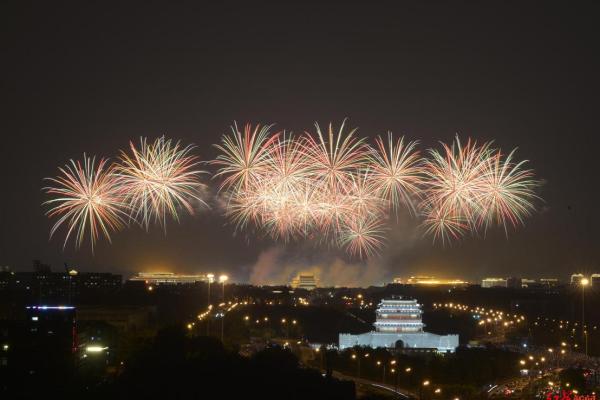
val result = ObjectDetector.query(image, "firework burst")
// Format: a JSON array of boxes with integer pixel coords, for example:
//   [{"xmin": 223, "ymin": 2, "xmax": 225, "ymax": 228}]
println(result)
[
  {"xmin": 212, "ymin": 123, "xmax": 279, "ymax": 193},
  {"xmin": 369, "ymin": 133, "xmax": 422, "ymax": 213},
  {"xmin": 303, "ymin": 119, "xmax": 370, "ymax": 194},
  {"xmin": 476, "ymin": 149, "xmax": 539, "ymax": 232},
  {"xmin": 44, "ymin": 155, "xmax": 129, "ymax": 250},
  {"xmin": 115, "ymin": 136, "xmax": 206, "ymax": 229},
  {"xmin": 420, "ymin": 136, "xmax": 540, "ymax": 242}
]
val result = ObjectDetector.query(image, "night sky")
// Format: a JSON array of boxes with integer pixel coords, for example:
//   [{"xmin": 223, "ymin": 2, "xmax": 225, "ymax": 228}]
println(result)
[{"xmin": 2, "ymin": 2, "xmax": 599, "ymax": 284}]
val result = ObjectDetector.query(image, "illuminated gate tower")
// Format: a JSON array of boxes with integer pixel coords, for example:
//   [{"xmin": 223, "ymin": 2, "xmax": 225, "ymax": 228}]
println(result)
[
  {"xmin": 339, "ymin": 297, "xmax": 459, "ymax": 352},
  {"xmin": 374, "ymin": 299, "xmax": 424, "ymax": 333}
]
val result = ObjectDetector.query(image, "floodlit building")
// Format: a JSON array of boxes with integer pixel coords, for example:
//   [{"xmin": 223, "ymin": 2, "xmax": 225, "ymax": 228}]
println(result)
[
  {"xmin": 482, "ymin": 277, "xmax": 521, "ymax": 288},
  {"xmin": 129, "ymin": 272, "xmax": 208, "ymax": 285},
  {"xmin": 539, "ymin": 278, "xmax": 560, "ymax": 287},
  {"xmin": 521, "ymin": 278, "xmax": 537, "ymax": 288},
  {"xmin": 391, "ymin": 276, "xmax": 468, "ymax": 286},
  {"xmin": 405, "ymin": 276, "xmax": 468, "ymax": 286},
  {"xmin": 290, "ymin": 273, "xmax": 318, "ymax": 290},
  {"xmin": 339, "ymin": 299, "xmax": 458, "ymax": 352},
  {"xmin": 570, "ymin": 274, "xmax": 585, "ymax": 285},
  {"xmin": 591, "ymin": 274, "xmax": 600, "ymax": 287},
  {"xmin": 481, "ymin": 278, "xmax": 508, "ymax": 288}
]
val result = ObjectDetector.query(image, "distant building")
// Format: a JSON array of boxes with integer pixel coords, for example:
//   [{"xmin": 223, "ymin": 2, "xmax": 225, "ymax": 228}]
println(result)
[
  {"xmin": 0, "ymin": 262, "xmax": 121, "ymax": 302},
  {"xmin": 570, "ymin": 274, "xmax": 585, "ymax": 285},
  {"xmin": 591, "ymin": 274, "xmax": 600, "ymax": 287},
  {"xmin": 129, "ymin": 272, "xmax": 208, "ymax": 285},
  {"xmin": 521, "ymin": 278, "xmax": 537, "ymax": 288},
  {"xmin": 539, "ymin": 278, "xmax": 560, "ymax": 287},
  {"xmin": 405, "ymin": 276, "xmax": 468, "ymax": 286},
  {"xmin": 482, "ymin": 278, "xmax": 508, "ymax": 288},
  {"xmin": 290, "ymin": 273, "xmax": 318, "ymax": 290},
  {"xmin": 507, "ymin": 277, "xmax": 522, "ymax": 289},
  {"xmin": 339, "ymin": 299, "xmax": 458, "ymax": 352},
  {"xmin": 26, "ymin": 305, "xmax": 77, "ymax": 354},
  {"xmin": 77, "ymin": 306, "xmax": 156, "ymax": 335},
  {"xmin": 481, "ymin": 277, "xmax": 521, "ymax": 288}
]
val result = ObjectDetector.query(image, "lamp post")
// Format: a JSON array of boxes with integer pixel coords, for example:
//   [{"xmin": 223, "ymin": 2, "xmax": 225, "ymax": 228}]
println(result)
[
  {"xmin": 420, "ymin": 380, "xmax": 430, "ymax": 400},
  {"xmin": 281, "ymin": 318, "xmax": 289, "ymax": 338},
  {"xmin": 377, "ymin": 361, "xmax": 385, "ymax": 383},
  {"xmin": 389, "ymin": 359, "xmax": 397, "ymax": 391},
  {"xmin": 581, "ymin": 278, "xmax": 589, "ymax": 356},
  {"xmin": 316, "ymin": 347, "xmax": 324, "ymax": 370},
  {"xmin": 219, "ymin": 275, "xmax": 228, "ymax": 341},
  {"xmin": 206, "ymin": 273, "xmax": 214, "ymax": 336},
  {"xmin": 219, "ymin": 274, "xmax": 228, "ymax": 302},
  {"xmin": 351, "ymin": 354, "xmax": 361, "ymax": 378}
]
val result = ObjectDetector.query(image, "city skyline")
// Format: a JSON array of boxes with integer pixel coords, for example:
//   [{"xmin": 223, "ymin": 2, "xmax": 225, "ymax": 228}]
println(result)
[{"xmin": 2, "ymin": 2, "xmax": 600, "ymax": 281}]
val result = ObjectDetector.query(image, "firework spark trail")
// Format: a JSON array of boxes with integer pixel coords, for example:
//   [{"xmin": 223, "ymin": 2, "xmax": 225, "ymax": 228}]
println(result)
[
  {"xmin": 115, "ymin": 136, "xmax": 207, "ymax": 230},
  {"xmin": 44, "ymin": 155, "xmax": 129, "ymax": 250}
]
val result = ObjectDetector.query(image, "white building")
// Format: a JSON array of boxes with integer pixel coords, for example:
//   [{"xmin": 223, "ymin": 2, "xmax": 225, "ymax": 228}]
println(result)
[{"xmin": 339, "ymin": 299, "xmax": 458, "ymax": 352}]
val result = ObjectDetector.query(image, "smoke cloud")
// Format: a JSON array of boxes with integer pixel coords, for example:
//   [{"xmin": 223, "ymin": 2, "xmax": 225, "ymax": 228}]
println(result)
[{"xmin": 247, "ymin": 247, "xmax": 390, "ymax": 287}]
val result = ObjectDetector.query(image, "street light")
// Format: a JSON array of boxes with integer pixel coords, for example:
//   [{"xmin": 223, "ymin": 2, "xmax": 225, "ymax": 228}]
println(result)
[
  {"xmin": 218, "ymin": 275, "xmax": 228, "ymax": 342},
  {"xmin": 581, "ymin": 278, "xmax": 589, "ymax": 356},
  {"xmin": 219, "ymin": 274, "xmax": 228, "ymax": 302},
  {"xmin": 206, "ymin": 273, "xmax": 214, "ymax": 335},
  {"xmin": 281, "ymin": 318, "xmax": 290, "ymax": 338},
  {"xmin": 351, "ymin": 354, "xmax": 361, "ymax": 378},
  {"xmin": 419, "ymin": 380, "xmax": 430, "ymax": 400},
  {"xmin": 376, "ymin": 360, "xmax": 386, "ymax": 383}
]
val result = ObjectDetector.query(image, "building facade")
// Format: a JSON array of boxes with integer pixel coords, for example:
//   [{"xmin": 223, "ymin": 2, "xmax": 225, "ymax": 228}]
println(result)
[
  {"xmin": 481, "ymin": 278, "xmax": 508, "ymax": 288},
  {"xmin": 290, "ymin": 273, "xmax": 318, "ymax": 290},
  {"xmin": 339, "ymin": 299, "xmax": 458, "ymax": 352},
  {"xmin": 129, "ymin": 272, "xmax": 208, "ymax": 285},
  {"xmin": 539, "ymin": 278, "xmax": 560, "ymax": 287},
  {"xmin": 570, "ymin": 273, "xmax": 585, "ymax": 285}
]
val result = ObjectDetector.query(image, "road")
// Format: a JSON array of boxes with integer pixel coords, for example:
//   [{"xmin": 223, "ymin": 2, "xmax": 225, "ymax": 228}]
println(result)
[{"xmin": 332, "ymin": 370, "xmax": 417, "ymax": 399}]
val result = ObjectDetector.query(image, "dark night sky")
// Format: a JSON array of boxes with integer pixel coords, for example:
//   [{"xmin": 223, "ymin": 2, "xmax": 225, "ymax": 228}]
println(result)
[{"xmin": 1, "ymin": 1, "xmax": 599, "ymax": 283}]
